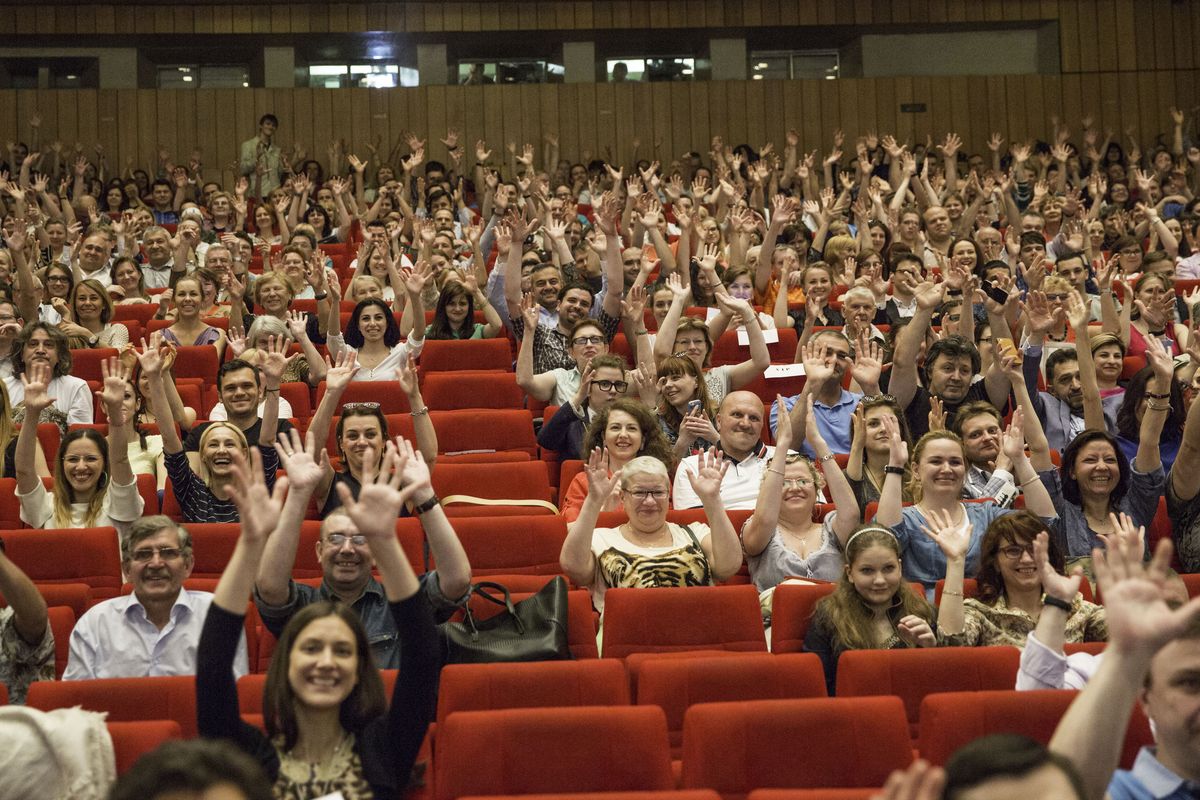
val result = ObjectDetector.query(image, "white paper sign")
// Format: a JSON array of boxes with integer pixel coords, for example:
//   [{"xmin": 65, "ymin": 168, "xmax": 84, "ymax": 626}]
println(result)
[
  {"xmin": 737, "ymin": 327, "xmax": 780, "ymax": 346},
  {"xmin": 764, "ymin": 363, "xmax": 805, "ymax": 378}
]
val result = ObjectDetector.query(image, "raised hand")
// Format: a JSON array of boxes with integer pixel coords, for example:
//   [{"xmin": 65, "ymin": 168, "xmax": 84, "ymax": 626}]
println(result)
[
  {"xmin": 685, "ymin": 446, "xmax": 731, "ymax": 504},
  {"xmin": 1020, "ymin": 291, "xmax": 1061, "ymax": 336},
  {"xmin": 336, "ymin": 439, "xmax": 422, "ymax": 535},
  {"xmin": 228, "ymin": 447, "xmax": 288, "ymax": 545},
  {"xmin": 584, "ymin": 446, "xmax": 622, "ymax": 500},
  {"xmin": 96, "ymin": 356, "xmax": 131, "ymax": 417},
  {"xmin": 323, "ymin": 350, "xmax": 359, "ymax": 391},
  {"xmin": 920, "ymin": 506, "xmax": 970, "ymax": 560},
  {"xmin": 850, "ymin": 336, "xmax": 884, "ymax": 390},
  {"xmin": 1095, "ymin": 536, "xmax": 1200, "ymax": 657},
  {"xmin": 1143, "ymin": 332, "xmax": 1174, "ymax": 382},
  {"xmin": 136, "ymin": 336, "xmax": 164, "ymax": 377},
  {"xmin": 227, "ymin": 326, "xmax": 248, "ymax": 358},
  {"xmin": 276, "ymin": 428, "xmax": 330, "ymax": 494},
  {"xmin": 881, "ymin": 412, "xmax": 908, "ymax": 468},
  {"xmin": 773, "ymin": 394, "xmax": 794, "ymax": 452},
  {"xmin": 395, "ymin": 353, "xmax": 421, "ymax": 397},
  {"xmin": 1064, "ymin": 289, "xmax": 1089, "ymax": 332},
  {"xmin": 896, "ymin": 615, "xmax": 938, "ymax": 648},
  {"xmin": 927, "ymin": 395, "xmax": 947, "ymax": 432},
  {"xmin": 800, "ymin": 339, "xmax": 835, "ymax": 385},
  {"xmin": 260, "ymin": 335, "xmax": 297, "ymax": 385}
]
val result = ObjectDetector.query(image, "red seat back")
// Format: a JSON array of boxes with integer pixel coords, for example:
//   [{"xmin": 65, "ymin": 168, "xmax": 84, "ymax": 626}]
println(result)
[
  {"xmin": 682, "ymin": 697, "xmax": 913, "ymax": 798},
  {"xmin": 450, "ymin": 515, "xmax": 568, "ymax": 575},
  {"xmin": 436, "ymin": 660, "xmax": 629, "ymax": 729},
  {"xmin": 434, "ymin": 706, "xmax": 674, "ymax": 800},
  {"xmin": 637, "ymin": 653, "xmax": 827, "ymax": 751},
  {"xmin": 48, "ymin": 606, "xmax": 75, "ymax": 678},
  {"xmin": 423, "ymin": 371, "xmax": 525, "ymax": 410},
  {"xmin": 918, "ymin": 689, "xmax": 1152, "ymax": 769},
  {"xmin": 431, "ymin": 461, "xmax": 555, "ymax": 517},
  {"xmin": 0, "ymin": 582, "xmax": 91, "ymax": 619},
  {"xmin": 418, "ymin": 338, "xmax": 513, "ymax": 373},
  {"xmin": 27, "ymin": 675, "xmax": 198, "ymax": 737},
  {"xmin": 1, "ymin": 528, "xmax": 122, "ymax": 599},
  {"xmin": 67, "ymin": 348, "xmax": 122, "ymax": 382},
  {"xmin": 107, "ymin": 720, "xmax": 184, "ymax": 774},
  {"xmin": 756, "ymin": 582, "xmax": 836, "ymax": 654},
  {"xmin": 432, "ymin": 409, "xmax": 537, "ymax": 458},
  {"xmin": 316, "ymin": 380, "xmax": 412, "ymax": 414},
  {"xmin": 601, "ymin": 585, "xmax": 766, "ymax": 659}
]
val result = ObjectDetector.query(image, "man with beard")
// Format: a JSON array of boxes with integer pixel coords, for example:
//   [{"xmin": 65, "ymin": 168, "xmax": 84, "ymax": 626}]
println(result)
[
  {"xmin": 888, "ymin": 280, "xmax": 1009, "ymax": 441},
  {"xmin": 949, "ymin": 401, "xmax": 1020, "ymax": 506},
  {"xmin": 1022, "ymin": 347, "xmax": 1115, "ymax": 453},
  {"xmin": 183, "ymin": 359, "xmax": 294, "ymax": 471},
  {"xmin": 64, "ymin": 515, "xmax": 248, "ymax": 679}
]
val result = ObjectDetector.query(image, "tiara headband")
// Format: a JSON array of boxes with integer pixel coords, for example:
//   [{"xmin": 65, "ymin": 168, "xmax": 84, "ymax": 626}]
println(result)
[{"xmin": 845, "ymin": 525, "xmax": 899, "ymax": 552}]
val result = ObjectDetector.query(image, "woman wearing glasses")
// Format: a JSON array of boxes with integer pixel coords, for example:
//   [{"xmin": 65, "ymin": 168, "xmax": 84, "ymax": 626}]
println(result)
[
  {"xmin": 517, "ymin": 311, "xmax": 612, "ymax": 407},
  {"xmin": 537, "ymin": 354, "xmax": 631, "ymax": 466},
  {"xmin": 743, "ymin": 396, "xmax": 861, "ymax": 591},
  {"xmin": 925, "ymin": 508, "xmax": 1106, "ymax": 648},
  {"xmin": 559, "ymin": 448, "xmax": 743, "ymax": 619}
]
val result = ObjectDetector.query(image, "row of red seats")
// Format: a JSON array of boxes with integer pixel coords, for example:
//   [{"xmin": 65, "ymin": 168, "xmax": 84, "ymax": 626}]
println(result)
[{"xmin": 16, "ymin": 656, "xmax": 1152, "ymax": 792}]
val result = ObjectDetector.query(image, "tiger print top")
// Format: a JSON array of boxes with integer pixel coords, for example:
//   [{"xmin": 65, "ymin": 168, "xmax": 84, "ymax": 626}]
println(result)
[{"xmin": 589, "ymin": 523, "xmax": 713, "ymax": 614}]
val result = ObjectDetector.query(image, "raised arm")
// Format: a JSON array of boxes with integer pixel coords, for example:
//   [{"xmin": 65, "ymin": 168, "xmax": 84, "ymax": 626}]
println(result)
[
  {"xmin": 755, "ymin": 195, "xmax": 795, "ymax": 295},
  {"xmin": 514, "ymin": 294, "xmax": 558, "ymax": 403},
  {"xmin": 872, "ymin": 414, "xmax": 910, "ymax": 527},
  {"xmin": 97, "ymin": 357, "xmax": 135, "ymax": 489},
  {"xmin": 1135, "ymin": 335, "xmax": 1174, "ymax": 474},
  {"xmin": 1063, "ymin": 291, "xmax": 1107, "ymax": 432},
  {"xmin": 685, "ymin": 447, "xmax": 744, "ymax": 581},
  {"xmin": 256, "ymin": 336, "xmax": 292, "ymax": 447},
  {"xmin": 889, "ymin": 280, "xmax": 944, "ymax": 410},
  {"xmin": 716, "ymin": 295, "xmax": 771, "ymax": 390},
  {"xmin": 560, "ymin": 448, "xmax": 619, "ymax": 585},
  {"xmin": 743, "ymin": 397, "xmax": 794, "ymax": 557},
  {"xmin": 255, "ymin": 429, "xmax": 329, "ymax": 606},
  {"xmin": 14, "ymin": 363, "xmax": 53, "ymax": 495},
  {"xmin": 652, "ymin": 273, "xmax": 690, "ymax": 364},
  {"xmin": 394, "ymin": 434, "xmax": 470, "ymax": 600},
  {"xmin": 803, "ymin": 395, "xmax": 860, "ymax": 546},
  {"xmin": 923, "ymin": 506, "xmax": 971, "ymax": 636},
  {"xmin": 0, "ymin": 546, "xmax": 48, "ymax": 647},
  {"xmin": 138, "ymin": 337, "xmax": 183, "ymax": 454},
  {"xmin": 215, "ymin": 448, "xmax": 287, "ymax": 614}
]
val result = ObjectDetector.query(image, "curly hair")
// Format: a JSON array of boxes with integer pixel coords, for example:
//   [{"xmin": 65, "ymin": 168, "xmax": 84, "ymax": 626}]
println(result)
[
  {"xmin": 581, "ymin": 397, "xmax": 676, "ymax": 467},
  {"xmin": 974, "ymin": 511, "xmax": 1063, "ymax": 605},
  {"xmin": 12, "ymin": 321, "xmax": 72, "ymax": 378}
]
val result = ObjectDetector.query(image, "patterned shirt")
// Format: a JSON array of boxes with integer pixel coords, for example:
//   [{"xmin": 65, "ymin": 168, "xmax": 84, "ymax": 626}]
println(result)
[
  {"xmin": 941, "ymin": 594, "xmax": 1107, "ymax": 648},
  {"xmin": 0, "ymin": 607, "xmax": 54, "ymax": 704},
  {"xmin": 511, "ymin": 307, "xmax": 622, "ymax": 375}
]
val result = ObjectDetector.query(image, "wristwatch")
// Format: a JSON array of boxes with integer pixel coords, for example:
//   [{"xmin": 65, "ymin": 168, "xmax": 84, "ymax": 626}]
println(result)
[
  {"xmin": 412, "ymin": 494, "xmax": 440, "ymax": 515},
  {"xmin": 1041, "ymin": 593, "xmax": 1072, "ymax": 612}
]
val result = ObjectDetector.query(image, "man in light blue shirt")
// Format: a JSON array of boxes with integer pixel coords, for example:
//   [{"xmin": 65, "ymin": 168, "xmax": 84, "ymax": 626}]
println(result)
[{"xmin": 64, "ymin": 515, "xmax": 248, "ymax": 680}]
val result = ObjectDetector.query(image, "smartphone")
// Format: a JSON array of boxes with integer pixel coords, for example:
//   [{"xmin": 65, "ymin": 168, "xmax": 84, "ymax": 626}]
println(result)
[
  {"xmin": 686, "ymin": 399, "xmax": 702, "ymax": 415},
  {"xmin": 981, "ymin": 279, "xmax": 1009, "ymax": 305}
]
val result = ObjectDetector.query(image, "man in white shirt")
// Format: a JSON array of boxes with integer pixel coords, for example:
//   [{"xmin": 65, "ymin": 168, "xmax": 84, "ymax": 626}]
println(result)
[
  {"xmin": 673, "ymin": 391, "xmax": 774, "ymax": 510},
  {"xmin": 64, "ymin": 515, "xmax": 248, "ymax": 680}
]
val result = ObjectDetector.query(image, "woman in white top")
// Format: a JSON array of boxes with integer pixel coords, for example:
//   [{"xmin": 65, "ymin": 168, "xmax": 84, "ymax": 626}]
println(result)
[
  {"xmin": 16, "ymin": 357, "xmax": 143, "ymax": 534},
  {"xmin": 4, "ymin": 322, "xmax": 93, "ymax": 425},
  {"xmin": 57, "ymin": 278, "xmax": 131, "ymax": 349},
  {"xmin": 559, "ymin": 450, "xmax": 743, "ymax": 616},
  {"xmin": 326, "ymin": 275, "xmax": 426, "ymax": 382}
]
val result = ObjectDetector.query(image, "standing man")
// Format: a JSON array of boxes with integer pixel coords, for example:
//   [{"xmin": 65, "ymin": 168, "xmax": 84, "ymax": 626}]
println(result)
[{"xmin": 240, "ymin": 114, "xmax": 283, "ymax": 200}]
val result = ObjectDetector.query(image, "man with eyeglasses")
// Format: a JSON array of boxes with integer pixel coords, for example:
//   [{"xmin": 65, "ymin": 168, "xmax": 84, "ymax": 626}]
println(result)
[
  {"xmin": 254, "ymin": 433, "xmax": 471, "ymax": 669},
  {"xmin": 63, "ymin": 515, "xmax": 248, "ymax": 679}
]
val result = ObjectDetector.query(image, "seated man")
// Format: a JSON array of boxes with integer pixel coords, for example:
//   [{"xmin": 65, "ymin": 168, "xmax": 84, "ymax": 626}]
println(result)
[
  {"xmin": 1022, "ymin": 347, "xmax": 1118, "ymax": 453},
  {"xmin": 0, "ymin": 537, "xmax": 53, "ymax": 703},
  {"xmin": 64, "ymin": 515, "xmax": 248, "ymax": 679},
  {"xmin": 672, "ymin": 391, "xmax": 774, "ymax": 510},
  {"xmin": 949, "ymin": 401, "xmax": 1020, "ymax": 506},
  {"xmin": 254, "ymin": 430, "xmax": 472, "ymax": 669},
  {"xmin": 184, "ymin": 359, "xmax": 294, "ymax": 471}
]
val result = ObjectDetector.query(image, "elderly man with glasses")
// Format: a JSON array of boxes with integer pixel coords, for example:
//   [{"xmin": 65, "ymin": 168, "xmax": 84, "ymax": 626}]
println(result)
[{"xmin": 63, "ymin": 515, "xmax": 248, "ymax": 679}]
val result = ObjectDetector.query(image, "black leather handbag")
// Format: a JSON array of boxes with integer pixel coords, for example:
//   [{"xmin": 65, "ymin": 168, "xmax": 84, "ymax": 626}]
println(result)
[{"xmin": 440, "ymin": 577, "xmax": 572, "ymax": 663}]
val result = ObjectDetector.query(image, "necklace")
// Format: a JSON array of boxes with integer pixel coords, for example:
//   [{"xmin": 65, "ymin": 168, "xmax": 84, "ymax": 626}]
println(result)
[
  {"xmin": 779, "ymin": 522, "xmax": 819, "ymax": 558},
  {"xmin": 624, "ymin": 523, "xmax": 673, "ymax": 548}
]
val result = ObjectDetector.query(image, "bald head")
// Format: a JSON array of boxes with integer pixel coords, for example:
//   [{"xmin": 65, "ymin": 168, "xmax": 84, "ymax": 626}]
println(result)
[{"xmin": 716, "ymin": 391, "xmax": 765, "ymax": 460}]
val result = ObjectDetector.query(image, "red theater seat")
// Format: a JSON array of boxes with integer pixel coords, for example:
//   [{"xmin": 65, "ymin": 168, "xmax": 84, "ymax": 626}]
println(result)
[
  {"xmin": 449, "ymin": 516, "xmax": 568, "ymax": 575},
  {"xmin": 0, "ymin": 528, "xmax": 122, "ymax": 600},
  {"xmin": 423, "ymin": 371, "xmax": 525, "ymax": 410},
  {"xmin": 681, "ymin": 697, "xmax": 913, "ymax": 799},
  {"xmin": 419, "ymin": 338, "xmax": 513, "ymax": 373},
  {"xmin": 26, "ymin": 675, "xmax": 198, "ymax": 737},
  {"xmin": 432, "ymin": 461, "xmax": 556, "ymax": 517},
  {"xmin": 108, "ymin": 720, "xmax": 183, "ymax": 775},
  {"xmin": 434, "ymin": 706, "xmax": 674, "ymax": 800},
  {"xmin": 601, "ymin": 585, "xmax": 766, "ymax": 659}
]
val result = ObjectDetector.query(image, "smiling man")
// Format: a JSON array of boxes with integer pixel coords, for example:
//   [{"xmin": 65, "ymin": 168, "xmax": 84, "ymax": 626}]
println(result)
[
  {"xmin": 64, "ymin": 515, "xmax": 248, "ymax": 679},
  {"xmin": 673, "ymin": 391, "xmax": 774, "ymax": 509},
  {"xmin": 949, "ymin": 401, "xmax": 1020, "ymax": 505},
  {"xmin": 183, "ymin": 359, "xmax": 293, "ymax": 469}
]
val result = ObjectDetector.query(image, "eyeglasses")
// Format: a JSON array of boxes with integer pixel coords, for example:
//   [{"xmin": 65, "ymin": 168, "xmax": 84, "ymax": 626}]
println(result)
[
  {"xmin": 861, "ymin": 393, "xmax": 898, "ymax": 404},
  {"xmin": 327, "ymin": 533, "xmax": 367, "ymax": 547},
  {"xmin": 46, "ymin": 275, "xmax": 69, "ymax": 283},
  {"xmin": 130, "ymin": 546, "xmax": 183, "ymax": 563},
  {"xmin": 593, "ymin": 379, "xmax": 628, "ymax": 393},
  {"xmin": 780, "ymin": 477, "xmax": 814, "ymax": 490},
  {"xmin": 342, "ymin": 402, "xmax": 381, "ymax": 412},
  {"xmin": 624, "ymin": 489, "xmax": 669, "ymax": 502},
  {"xmin": 999, "ymin": 544, "xmax": 1034, "ymax": 560},
  {"xmin": 1044, "ymin": 293, "xmax": 1069, "ymax": 302},
  {"xmin": 572, "ymin": 335, "xmax": 606, "ymax": 346}
]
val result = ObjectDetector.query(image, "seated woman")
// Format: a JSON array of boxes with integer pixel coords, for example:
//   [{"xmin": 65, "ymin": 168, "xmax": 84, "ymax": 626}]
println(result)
[
  {"xmin": 1032, "ymin": 325, "xmax": 1171, "ymax": 568},
  {"xmin": 327, "ymin": 288, "xmax": 426, "ymax": 382},
  {"xmin": 654, "ymin": 273, "xmax": 770, "ymax": 405},
  {"xmin": 744, "ymin": 395, "xmax": 861, "ymax": 591},
  {"xmin": 559, "ymin": 398, "xmax": 674, "ymax": 522},
  {"xmin": 1113, "ymin": 363, "xmax": 1186, "ymax": 473},
  {"xmin": 303, "ymin": 352, "xmax": 437, "ymax": 517},
  {"xmin": 110, "ymin": 256, "xmax": 153, "ymax": 305},
  {"xmin": 141, "ymin": 336, "xmax": 282, "ymax": 523},
  {"xmin": 656, "ymin": 355, "xmax": 719, "ymax": 460},
  {"xmin": 160, "ymin": 275, "xmax": 227, "ymax": 360},
  {"xmin": 538, "ymin": 355, "xmax": 632, "ymax": 468},
  {"xmin": 197, "ymin": 440, "xmax": 436, "ymax": 798},
  {"xmin": 789, "ymin": 262, "xmax": 845, "ymax": 333},
  {"xmin": 57, "ymin": 278, "xmax": 130, "ymax": 349},
  {"xmin": 119, "ymin": 344, "xmax": 197, "ymax": 492},
  {"xmin": 803, "ymin": 525, "xmax": 938, "ymax": 695},
  {"xmin": 3, "ymin": 322, "xmax": 93, "ymax": 425},
  {"xmin": 192, "ymin": 267, "xmax": 230, "ymax": 319},
  {"xmin": 228, "ymin": 312, "xmax": 326, "ymax": 389},
  {"xmin": 844, "ymin": 394, "xmax": 914, "ymax": 510},
  {"xmin": 351, "ymin": 240, "xmax": 402, "ymax": 304},
  {"xmin": 16, "ymin": 357, "xmax": 143, "ymax": 535},
  {"xmin": 928, "ymin": 508, "xmax": 1107, "ymax": 648},
  {"xmin": 559, "ymin": 450, "xmax": 743, "ymax": 617},
  {"xmin": 875, "ymin": 406, "xmax": 1057, "ymax": 595},
  {"xmin": 425, "ymin": 276, "xmax": 503, "ymax": 340},
  {"xmin": 705, "ymin": 266, "xmax": 775, "ymax": 330}
]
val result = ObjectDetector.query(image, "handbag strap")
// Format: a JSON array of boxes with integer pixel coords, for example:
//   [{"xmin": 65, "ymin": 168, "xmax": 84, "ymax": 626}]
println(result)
[
  {"xmin": 461, "ymin": 581, "xmax": 525, "ymax": 635},
  {"xmin": 679, "ymin": 523, "xmax": 701, "ymax": 548},
  {"xmin": 440, "ymin": 494, "xmax": 559, "ymax": 513}
]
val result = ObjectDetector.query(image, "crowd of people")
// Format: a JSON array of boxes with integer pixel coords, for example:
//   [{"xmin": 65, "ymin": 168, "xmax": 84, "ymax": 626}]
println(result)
[{"xmin": 0, "ymin": 103, "xmax": 1199, "ymax": 797}]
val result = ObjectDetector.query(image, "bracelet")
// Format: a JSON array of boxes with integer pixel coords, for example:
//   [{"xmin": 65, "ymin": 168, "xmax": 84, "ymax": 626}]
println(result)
[
  {"xmin": 262, "ymin": 387, "xmax": 280, "ymax": 394},
  {"xmin": 1146, "ymin": 402, "xmax": 1171, "ymax": 412},
  {"xmin": 411, "ymin": 406, "xmax": 430, "ymax": 417},
  {"xmin": 1019, "ymin": 474, "xmax": 1041, "ymax": 487},
  {"xmin": 941, "ymin": 590, "xmax": 963, "ymax": 597},
  {"xmin": 635, "ymin": 329, "xmax": 649, "ymax": 336},
  {"xmin": 946, "ymin": 288, "xmax": 963, "ymax": 296},
  {"xmin": 766, "ymin": 468, "xmax": 785, "ymax": 477},
  {"xmin": 313, "ymin": 292, "xmax": 328, "ymax": 301},
  {"xmin": 1041, "ymin": 593, "xmax": 1073, "ymax": 612},
  {"xmin": 1146, "ymin": 392, "xmax": 1170, "ymax": 399},
  {"xmin": 883, "ymin": 465, "xmax": 905, "ymax": 475},
  {"xmin": 817, "ymin": 453, "xmax": 836, "ymax": 463},
  {"xmin": 411, "ymin": 494, "xmax": 440, "ymax": 515}
]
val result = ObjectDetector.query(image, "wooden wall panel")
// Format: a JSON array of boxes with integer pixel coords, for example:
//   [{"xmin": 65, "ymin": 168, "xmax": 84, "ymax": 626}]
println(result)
[{"xmin": 3, "ymin": 74, "xmax": 1197, "ymax": 182}]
